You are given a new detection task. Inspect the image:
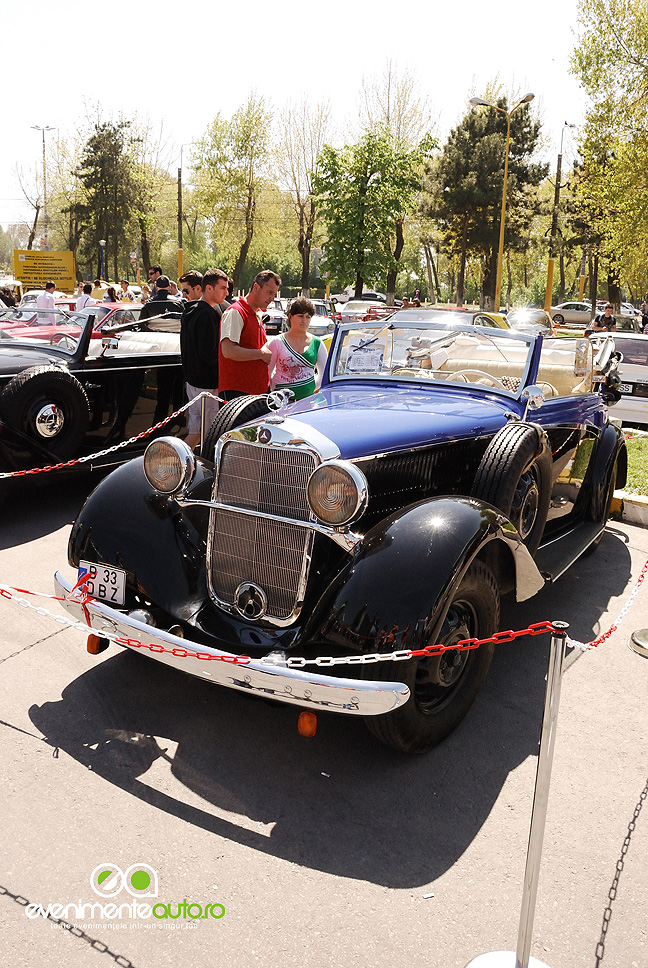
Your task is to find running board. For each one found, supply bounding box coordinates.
[535,521,605,583]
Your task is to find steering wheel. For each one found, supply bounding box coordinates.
[50,334,77,351]
[449,369,506,390]
[536,381,559,398]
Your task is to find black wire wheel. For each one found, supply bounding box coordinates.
[0,365,90,459]
[584,461,617,555]
[364,561,499,754]
[471,423,552,555]
[202,394,271,461]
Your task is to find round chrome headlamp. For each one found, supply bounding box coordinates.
[143,437,195,494]
[307,460,368,527]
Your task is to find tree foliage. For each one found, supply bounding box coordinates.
[192,94,271,287]
[421,99,547,307]
[314,126,433,298]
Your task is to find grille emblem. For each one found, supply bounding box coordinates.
[258,427,272,444]
[235,582,267,620]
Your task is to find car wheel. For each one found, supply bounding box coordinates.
[552,313,564,325]
[202,394,271,461]
[0,365,90,459]
[584,462,617,555]
[364,561,499,753]
[470,423,552,555]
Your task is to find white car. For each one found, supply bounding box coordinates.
[607,331,648,425]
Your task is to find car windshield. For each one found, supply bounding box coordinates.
[70,306,112,324]
[0,308,72,328]
[331,321,535,397]
[614,338,648,365]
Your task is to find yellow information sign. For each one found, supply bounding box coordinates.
[13,250,76,294]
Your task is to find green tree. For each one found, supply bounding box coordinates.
[572,0,648,302]
[314,126,431,300]
[192,93,271,288]
[422,99,546,308]
[69,121,142,279]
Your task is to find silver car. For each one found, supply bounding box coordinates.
[550,301,593,326]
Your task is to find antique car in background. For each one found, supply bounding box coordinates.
[57,319,625,753]
[0,312,184,500]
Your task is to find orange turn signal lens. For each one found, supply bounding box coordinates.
[87,634,109,655]
[297,711,318,738]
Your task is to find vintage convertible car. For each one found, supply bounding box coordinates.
[56,319,625,753]
[0,312,185,494]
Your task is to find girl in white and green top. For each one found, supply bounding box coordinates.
[268,298,328,401]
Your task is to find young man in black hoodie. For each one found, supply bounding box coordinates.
[180,268,229,449]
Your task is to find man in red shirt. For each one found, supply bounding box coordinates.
[219,269,280,400]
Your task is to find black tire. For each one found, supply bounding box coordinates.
[202,394,271,460]
[584,461,617,554]
[365,561,499,753]
[552,313,564,325]
[0,366,90,459]
[471,423,552,555]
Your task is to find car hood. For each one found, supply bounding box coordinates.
[0,342,68,377]
[283,383,516,459]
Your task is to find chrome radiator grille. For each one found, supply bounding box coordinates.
[209,440,317,621]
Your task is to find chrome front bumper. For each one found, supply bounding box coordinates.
[54,572,409,717]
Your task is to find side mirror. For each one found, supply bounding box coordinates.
[101,336,119,352]
[520,385,546,411]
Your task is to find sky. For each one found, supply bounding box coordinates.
[0,0,589,231]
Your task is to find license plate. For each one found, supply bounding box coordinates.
[78,561,126,606]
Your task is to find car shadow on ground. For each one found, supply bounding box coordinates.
[0,470,109,550]
[28,529,631,889]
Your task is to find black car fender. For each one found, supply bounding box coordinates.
[586,422,627,509]
[68,457,213,619]
[301,496,545,656]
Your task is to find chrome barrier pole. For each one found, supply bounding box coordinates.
[464,621,568,968]
[199,394,207,453]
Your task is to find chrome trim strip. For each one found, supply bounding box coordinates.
[175,498,361,552]
[55,572,409,716]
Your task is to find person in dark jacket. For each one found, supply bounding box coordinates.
[180,268,229,449]
[139,275,184,321]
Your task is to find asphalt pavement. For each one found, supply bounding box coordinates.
[1,473,648,968]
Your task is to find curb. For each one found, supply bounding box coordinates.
[613,490,648,528]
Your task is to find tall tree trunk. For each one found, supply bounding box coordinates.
[588,252,599,318]
[456,213,468,307]
[559,251,566,303]
[26,205,40,250]
[423,243,439,304]
[506,250,512,310]
[385,219,405,306]
[482,249,497,311]
[232,190,256,289]
[607,264,621,313]
[139,217,151,274]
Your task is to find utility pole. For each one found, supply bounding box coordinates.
[31,125,55,249]
[177,168,183,280]
[544,123,575,313]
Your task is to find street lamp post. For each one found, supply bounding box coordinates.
[31,125,55,250]
[544,123,576,314]
[177,143,197,281]
[99,240,107,282]
[469,93,535,311]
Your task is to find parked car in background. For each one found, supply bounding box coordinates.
[603,331,648,425]
[56,319,624,754]
[308,299,336,338]
[550,301,593,326]
[20,289,70,306]
[506,308,553,336]
[0,313,185,500]
[392,307,509,329]
[0,304,145,345]
[335,300,389,325]
[262,305,287,335]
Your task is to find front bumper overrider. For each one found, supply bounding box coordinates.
[54,571,409,717]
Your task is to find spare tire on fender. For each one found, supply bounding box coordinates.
[470,422,552,555]
[0,365,90,460]
[202,394,272,461]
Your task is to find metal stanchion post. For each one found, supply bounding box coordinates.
[464,621,568,968]
[199,395,207,454]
